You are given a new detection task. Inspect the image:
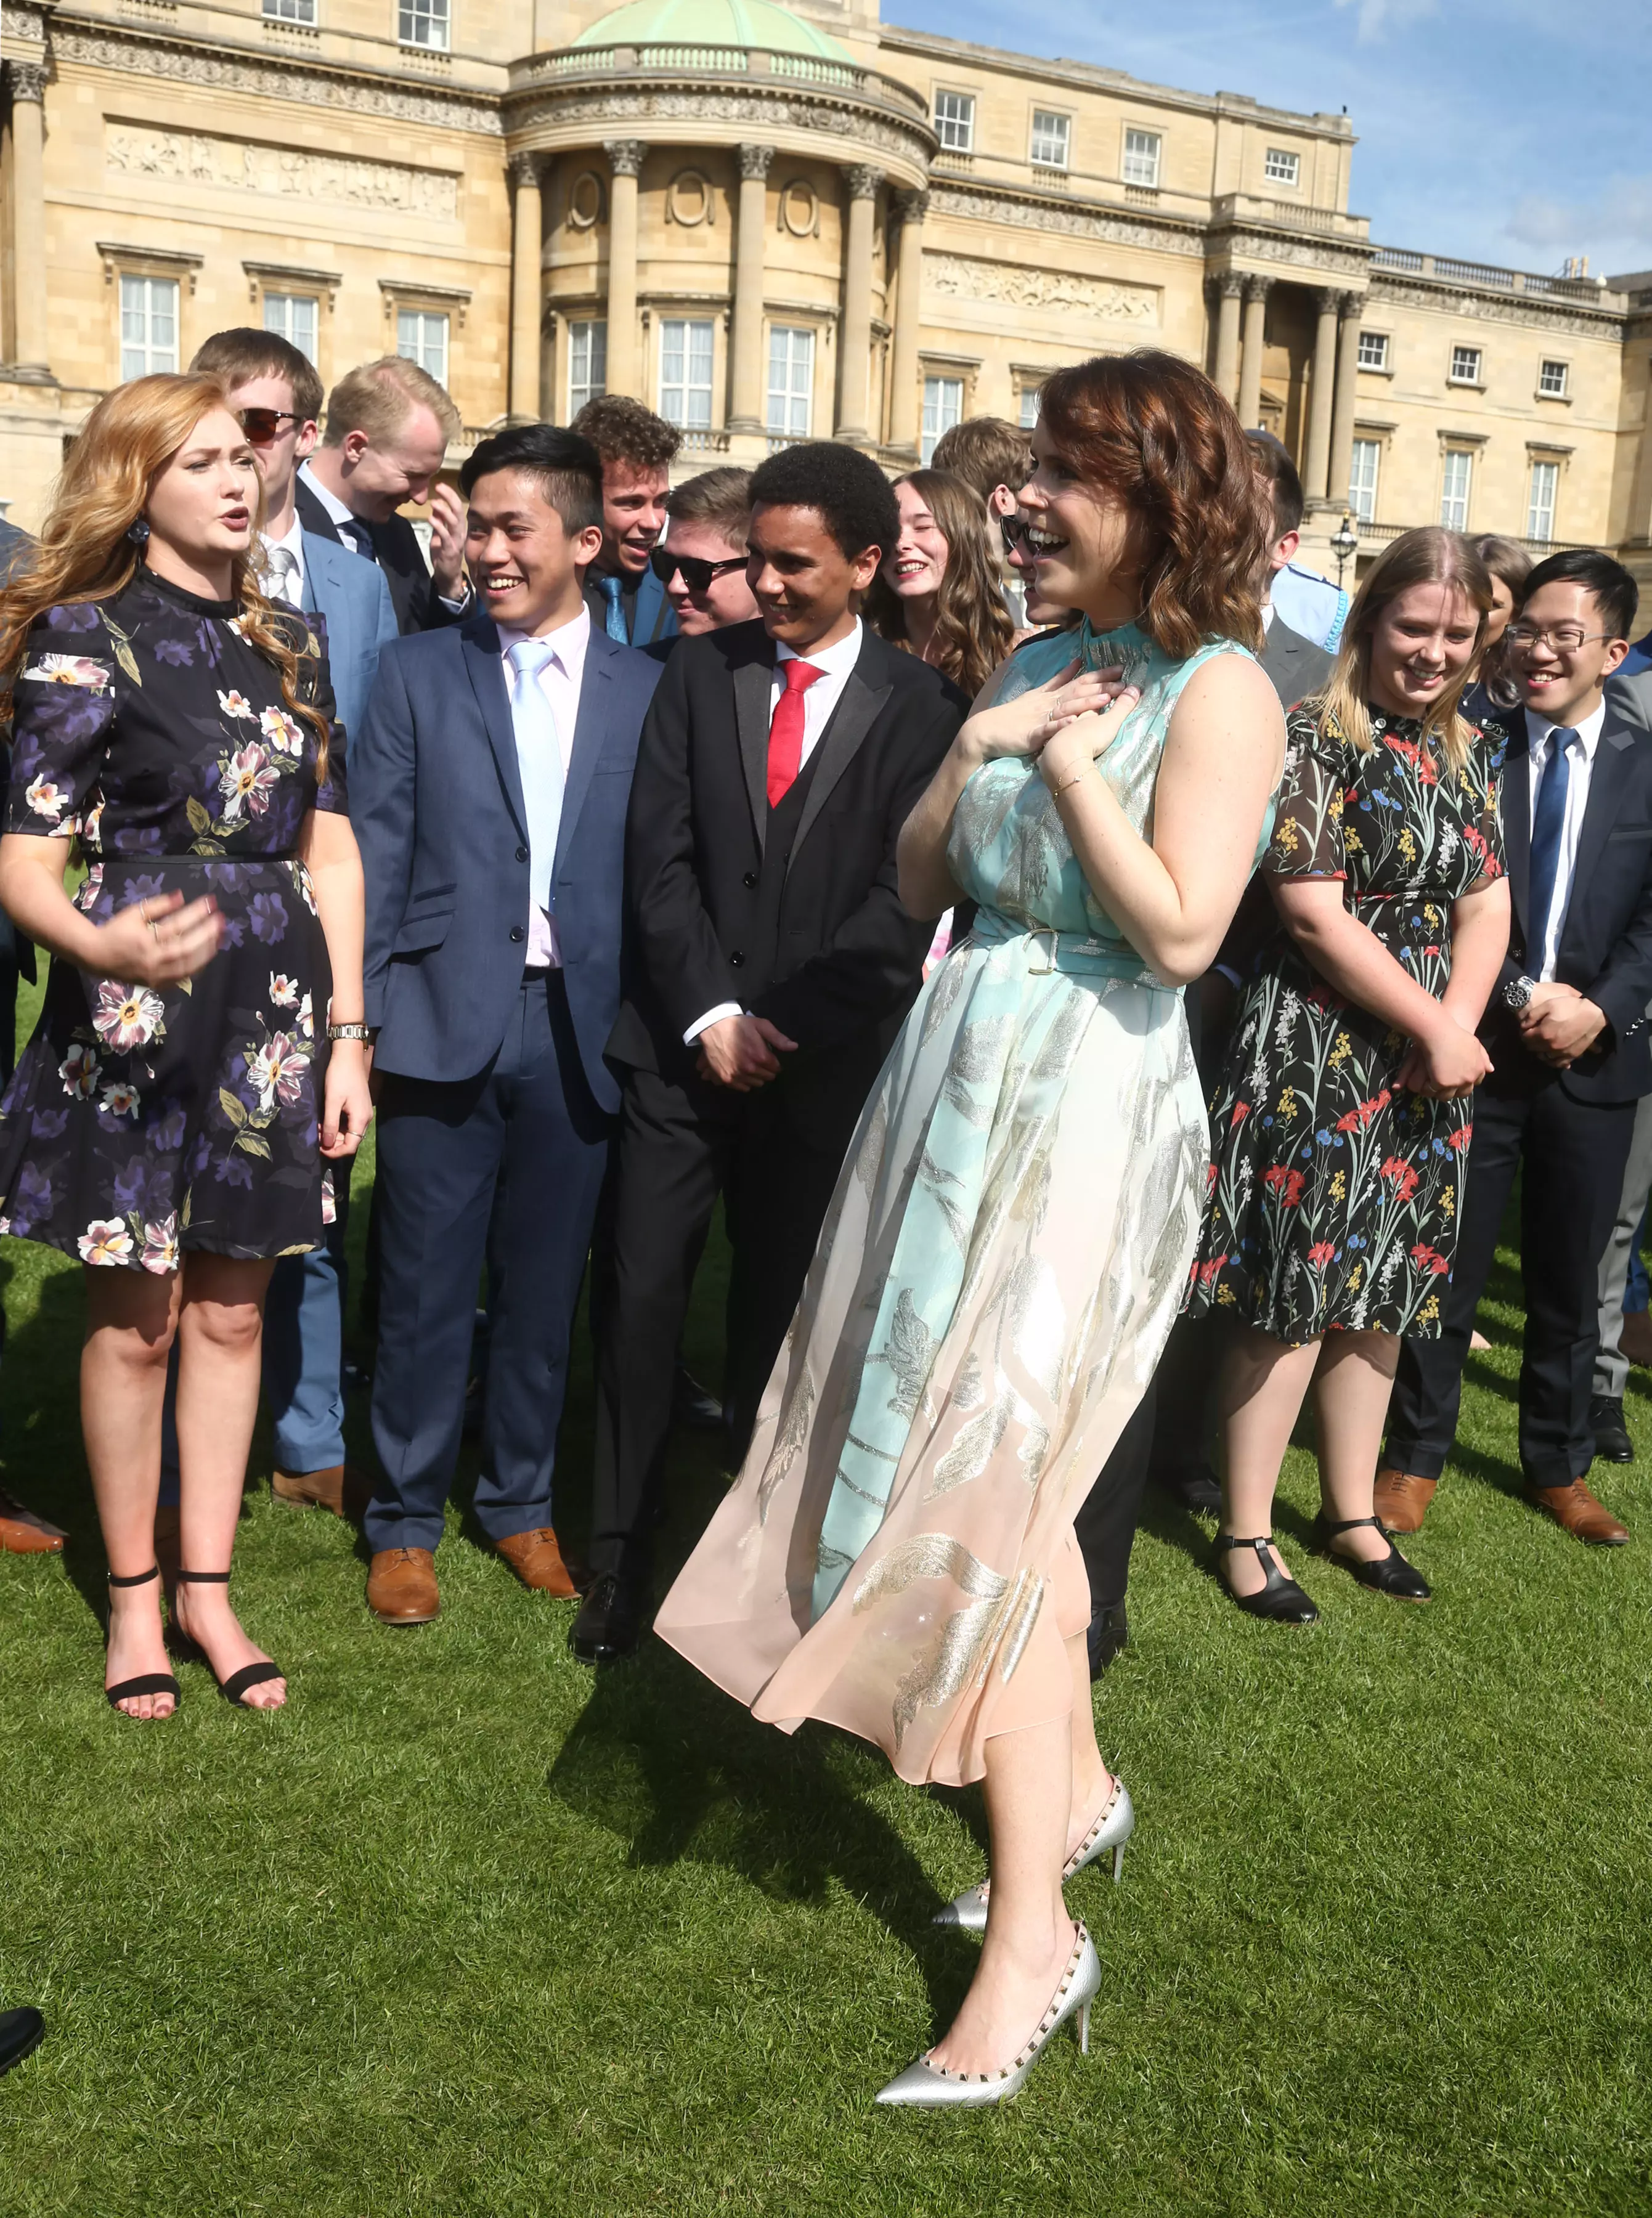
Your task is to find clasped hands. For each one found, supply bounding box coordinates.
[1515,979,1607,1070]
[961,659,1139,792]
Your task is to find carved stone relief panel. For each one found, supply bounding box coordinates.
[104,121,460,221]
[924,252,1160,324]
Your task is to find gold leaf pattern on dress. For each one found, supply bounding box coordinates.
[950,1349,985,1412]
[882,1287,936,1419]
[852,1532,1009,1613]
[1029,988,1089,1086]
[920,949,970,1046]
[757,1368,814,1525]
[996,1570,1045,1682]
[942,1017,1014,1126]
[852,1091,888,1196]
[926,1380,1014,1497]
[917,1148,972,1252]
[1005,1253,1067,1402]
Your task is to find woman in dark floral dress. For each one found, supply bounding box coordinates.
[1186,529,1510,1620]
[0,373,372,1718]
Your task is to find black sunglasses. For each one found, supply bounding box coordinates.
[999,513,1033,553]
[648,546,748,593]
[237,407,304,447]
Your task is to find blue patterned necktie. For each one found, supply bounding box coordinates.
[1527,725,1574,972]
[595,573,629,644]
[506,639,564,946]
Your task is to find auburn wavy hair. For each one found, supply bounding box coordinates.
[865,469,1016,696]
[0,373,332,779]
[1312,526,1492,779]
[1035,350,1266,659]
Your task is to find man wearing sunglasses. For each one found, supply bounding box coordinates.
[648,468,759,640]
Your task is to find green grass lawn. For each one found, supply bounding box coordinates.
[2,1014,1651,2213]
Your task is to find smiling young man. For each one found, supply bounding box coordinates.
[349,425,661,1626]
[569,394,681,646]
[651,466,759,639]
[1381,548,1650,1545]
[576,442,969,1664]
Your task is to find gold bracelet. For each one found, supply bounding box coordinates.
[1051,762,1095,802]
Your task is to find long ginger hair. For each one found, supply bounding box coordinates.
[865,469,1015,697]
[0,373,332,778]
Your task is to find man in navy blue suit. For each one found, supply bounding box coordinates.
[352,425,662,1625]
[569,396,679,648]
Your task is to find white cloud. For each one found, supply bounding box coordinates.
[1332,0,1436,41]
[1503,174,1652,271]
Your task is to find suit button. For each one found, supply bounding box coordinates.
[730,949,745,969]
[743,870,758,888]
[516,845,529,863]
[510,925,525,943]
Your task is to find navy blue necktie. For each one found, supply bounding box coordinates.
[1527,726,1574,972]
[340,516,375,562]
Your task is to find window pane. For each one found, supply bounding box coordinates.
[1121,128,1160,187]
[1449,345,1481,384]
[396,309,448,386]
[1263,147,1300,187]
[264,0,317,19]
[767,325,813,438]
[1439,450,1471,530]
[1030,112,1070,169]
[1349,438,1380,524]
[1019,385,1040,431]
[1356,330,1388,372]
[1538,358,1568,397]
[119,274,179,381]
[660,317,714,429]
[263,292,318,364]
[1528,460,1558,542]
[921,375,963,465]
[399,0,448,47]
[570,320,607,414]
[934,92,974,153]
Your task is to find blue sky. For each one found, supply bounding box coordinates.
[884,0,1652,280]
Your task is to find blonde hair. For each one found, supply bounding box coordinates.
[0,372,332,779]
[322,354,461,449]
[1312,526,1492,779]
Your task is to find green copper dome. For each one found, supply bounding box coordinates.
[571,0,852,62]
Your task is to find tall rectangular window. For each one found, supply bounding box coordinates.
[120,274,179,381]
[263,0,317,19]
[1349,438,1380,524]
[1019,384,1041,431]
[1263,147,1300,187]
[1528,459,1559,543]
[263,292,319,364]
[569,320,606,414]
[659,317,715,431]
[1121,128,1161,187]
[399,0,447,47]
[1029,111,1070,170]
[767,326,814,439]
[1356,330,1389,372]
[396,309,449,386]
[1537,358,1569,398]
[1449,344,1482,385]
[934,91,974,153]
[1439,449,1473,530]
[921,375,964,465]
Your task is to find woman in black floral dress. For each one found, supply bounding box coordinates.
[1186,529,1510,1620]
[0,374,372,1718]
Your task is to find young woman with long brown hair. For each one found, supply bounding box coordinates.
[866,468,1017,696]
[1462,532,1533,724]
[1186,527,1512,1620]
[656,350,1284,2105]
[0,373,372,1719]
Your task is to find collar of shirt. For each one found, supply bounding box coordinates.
[1260,598,1276,634]
[775,619,863,684]
[1524,697,1607,765]
[298,461,355,534]
[498,603,592,696]
[259,512,307,609]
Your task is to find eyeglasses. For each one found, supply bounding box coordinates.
[999,514,1033,554]
[1505,624,1612,654]
[236,408,304,447]
[648,546,748,593]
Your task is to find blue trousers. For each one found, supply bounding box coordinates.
[364,970,611,1554]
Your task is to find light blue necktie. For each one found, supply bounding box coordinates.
[1528,726,1574,971]
[595,573,629,644]
[506,639,564,948]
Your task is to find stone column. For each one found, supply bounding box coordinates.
[1303,286,1341,500]
[836,164,882,442]
[728,143,774,434]
[603,139,646,401]
[1327,291,1364,517]
[1212,272,1244,402]
[7,62,50,378]
[887,188,927,458]
[508,152,544,423]
[1236,274,1271,429]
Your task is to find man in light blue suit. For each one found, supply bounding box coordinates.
[351,425,662,1626]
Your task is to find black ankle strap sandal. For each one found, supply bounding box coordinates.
[176,1570,287,1706]
[1309,1513,1431,1603]
[105,1565,182,1717]
[1211,1532,1319,1625]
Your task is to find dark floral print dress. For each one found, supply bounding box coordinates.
[1185,704,1506,1344]
[0,567,347,1272]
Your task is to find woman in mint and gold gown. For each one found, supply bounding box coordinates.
[656,352,1285,2106]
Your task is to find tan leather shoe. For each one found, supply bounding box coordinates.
[0,1486,64,1554]
[1524,1478,1630,1546]
[494,1527,578,1598]
[273,1463,372,1521]
[1620,1309,1652,1370]
[1373,1468,1437,1534]
[367,1546,441,1623]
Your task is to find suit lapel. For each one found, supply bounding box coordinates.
[295,477,345,548]
[460,619,528,840]
[553,631,615,877]
[1560,711,1637,957]
[791,646,893,858]
[734,651,775,855]
[1497,715,1532,949]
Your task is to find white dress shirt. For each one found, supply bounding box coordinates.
[686,620,864,1045]
[259,511,307,611]
[1525,698,1606,980]
[498,606,589,968]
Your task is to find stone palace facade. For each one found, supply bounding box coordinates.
[3,0,1651,586]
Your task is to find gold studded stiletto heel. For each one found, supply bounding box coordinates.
[935,1776,1134,1932]
[874,1920,1101,2108]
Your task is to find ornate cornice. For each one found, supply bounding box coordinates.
[1368,270,1625,339]
[509,83,930,181]
[927,180,1206,259]
[1216,227,1370,283]
[46,15,503,136]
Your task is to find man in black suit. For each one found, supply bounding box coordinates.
[1380,550,1648,1543]
[296,355,471,635]
[573,442,967,1662]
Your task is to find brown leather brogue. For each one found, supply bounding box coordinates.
[367,1546,441,1623]
[1524,1478,1630,1546]
[273,1463,372,1522]
[0,1487,64,1555]
[494,1527,579,1598]
[1373,1468,1437,1534]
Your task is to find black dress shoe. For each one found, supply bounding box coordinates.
[1086,1602,1128,1679]
[1151,1461,1222,1514]
[674,1366,727,1433]
[1310,1513,1431,1601]
[0,2007,44,2078]
[568,1574,648,1665]
[1212,1532,1319,1624]
[1591,1394,1635,1464]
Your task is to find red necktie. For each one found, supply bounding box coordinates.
[767,658,823,808]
